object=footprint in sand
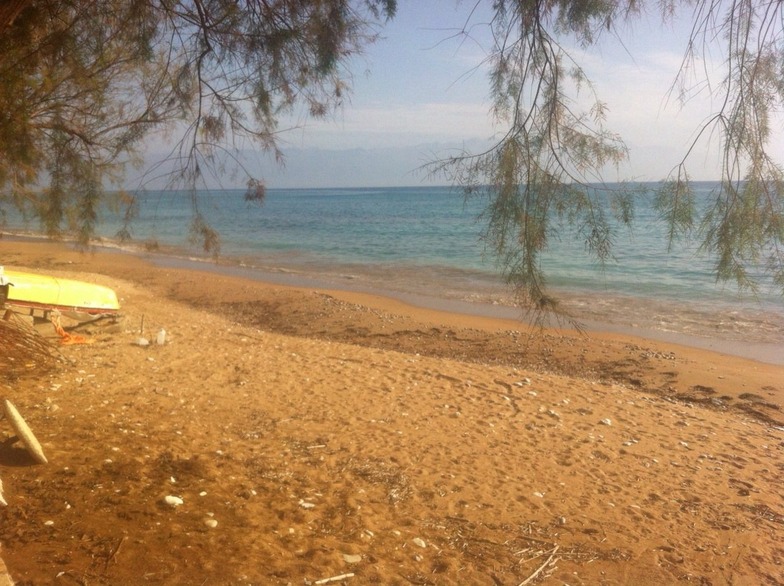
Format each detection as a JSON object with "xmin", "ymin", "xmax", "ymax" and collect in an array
[{"xmin": 728, "ymin": 478, "xmax": 755, "ymax": 496}]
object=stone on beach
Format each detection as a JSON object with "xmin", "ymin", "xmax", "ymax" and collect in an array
[{"xmin": 163, "ymin": 495, "xmax": 183, "ymax": 507}]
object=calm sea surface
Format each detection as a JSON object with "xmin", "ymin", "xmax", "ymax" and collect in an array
[{"xmin": 4, "ymin": 183, "xmax": 784, "ymax": 353}]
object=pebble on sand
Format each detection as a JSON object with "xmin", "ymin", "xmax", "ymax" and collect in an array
[{"xmin": 164, "ymin": 495, "xmax": 183, "ymax": 507}]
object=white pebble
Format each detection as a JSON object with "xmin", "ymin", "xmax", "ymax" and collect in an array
[
  {"xmin": 412, "ymin": 537, "xmax": 427, "ymax": 548},
  {"xmin": 204, "ymin": 518, "xmax": 218, "ymax": 528},
  {"xmin": 164, "ymin": 495, "xmax": 183, "ymax": 507},
  {"xmin": 600, "ymin": 418, "xmax": 612, "ymax": 426}
]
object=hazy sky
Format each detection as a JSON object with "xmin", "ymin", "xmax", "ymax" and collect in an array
[{"xmin": 142, "ymin": 2, "xmax": 783, "ymax": 189}]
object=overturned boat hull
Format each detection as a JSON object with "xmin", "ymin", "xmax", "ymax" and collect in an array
[{"xmin": 2, "ymin": 269, "xmax": 120, "ymax": 318}]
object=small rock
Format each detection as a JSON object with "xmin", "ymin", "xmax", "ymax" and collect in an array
[
  {"xmin": 204, "ymin": 518, "xmax": 218, "ymax": 528},
  {"xmin": 600, "ymin": 418, "xmax": 612, "ymax": 426},
  {"xmin": 163, "ymin": 495, "xmax": 183, "ymax": 507},
  {"xmin": 342, "ymin": 554, "xmax": 362, "ymax": 564},
  {"xmin": 134, "ymin": 338, "xmax": 150, "ymax": 347},
  {"xmin": 299, "ymin": 500, "xmax": 316, "ymax": 509},
  {"xmin": 412, "ymin": 537, "xmax": 427, "ymax": 548}
]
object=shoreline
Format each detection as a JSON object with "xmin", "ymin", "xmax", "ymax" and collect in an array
[
  {"xmin": 3, "ymin": 238, "xmax": 784, "ymax": 409},
  {"xmin": 151, "ymin": 254, "xmax": 784, "ymax": 366},
  {"xmin": 4, "ymin": 232, "xmax": 781, "ymax": 365}
]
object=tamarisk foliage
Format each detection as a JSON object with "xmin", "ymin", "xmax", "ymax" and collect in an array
[
  {"xmin": 0, "ymin": 0, "xmax": 396, "ymax": 249},
  {"xmin": 1, "ymin": 1, "xmax": 781, "ymax": 307},
  {"xmin": 431, "ymin": 0, "xmax": 783, "ymax": 313}
]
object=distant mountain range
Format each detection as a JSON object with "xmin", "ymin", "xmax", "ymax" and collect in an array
[{"xmin": 124, "ymin": 141, "xmax": 492, "ymax": 190}]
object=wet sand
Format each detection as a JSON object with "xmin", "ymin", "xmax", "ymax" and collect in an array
[{"xmin": 0, "ymin": 240, "xmax": 782, "ymax": 585}]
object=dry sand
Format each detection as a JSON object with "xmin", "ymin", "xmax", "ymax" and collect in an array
[{"xmin": 0, "ymin": 240, "xmax": 782, "ymax": 585}]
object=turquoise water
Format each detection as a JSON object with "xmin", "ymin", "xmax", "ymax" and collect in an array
[{"xmin": 4, "ymin": 183, "xmax": 784, "ymax": 347}]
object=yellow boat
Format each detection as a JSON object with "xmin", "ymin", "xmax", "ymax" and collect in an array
[{"xmin": 0, "ymin": 267, "xmax": 120, "ymax": 319}]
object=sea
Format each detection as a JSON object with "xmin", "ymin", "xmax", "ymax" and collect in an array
[{"xmin": 3, "ymin": 183, "xmax": 783, "ymax": 362}]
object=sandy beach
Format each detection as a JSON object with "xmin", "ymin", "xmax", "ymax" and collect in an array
[{"xmin": 0, "ymin": 239, "xmax": 782, "ymax": 585}]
